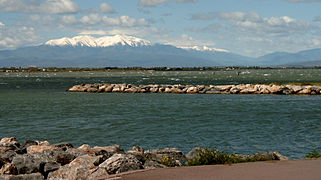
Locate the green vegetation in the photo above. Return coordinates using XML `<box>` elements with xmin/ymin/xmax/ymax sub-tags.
<box><xmin>186</xmin><ymin>148</ymin><xmax>276</xmax><ymax>166</ymax></box>
<box><xmin>306</xmin><ymin>149</ymin><xmax>321</xmax><ymax>158</ymax></box>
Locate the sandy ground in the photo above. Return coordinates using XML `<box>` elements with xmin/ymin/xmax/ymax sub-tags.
<box><xmin>95</xmin><ymin>158</ymin><xmax>321</xmax><ymax>180</ymax></box>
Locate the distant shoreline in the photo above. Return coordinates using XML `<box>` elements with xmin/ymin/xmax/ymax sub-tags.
<box><xmin>1</xmin><ymin>66</ymin><xmax>321</xmax><ymax>73</ymax></box>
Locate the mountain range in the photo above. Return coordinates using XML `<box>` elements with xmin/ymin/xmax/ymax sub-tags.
<box><xmin>0</xmin><ymin>35</ymin><xmax>320</xmax><ymax>67</ymax></box>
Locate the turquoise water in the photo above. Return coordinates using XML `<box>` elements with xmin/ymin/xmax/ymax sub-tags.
<box><xmin>1</xmin><ymin>70</ymin><xmax>321</xmax><ymax>158</ymax></box>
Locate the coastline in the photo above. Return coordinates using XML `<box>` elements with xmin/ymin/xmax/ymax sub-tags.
<box><xmin>68</xmin><ymin>83</ymin><xmax>321</xmax><ymax>95</ymax></box>
<box><xmin>0</xmin><ymin>137</ymin><xmax>292</xmax><ymax>180</ymax></box>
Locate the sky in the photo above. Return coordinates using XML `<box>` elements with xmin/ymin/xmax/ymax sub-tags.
<box><xmin>0</xmin><ymin>0</ymin><xmax>321</xmax><ymax>57</ymax></box>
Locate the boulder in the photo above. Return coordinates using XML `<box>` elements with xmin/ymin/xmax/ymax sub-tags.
<box><xmin>124</xmin><ymin>88</ymin><xmax>138</xmax><ymax>93</ymax></box>
<box><xmin>0</xmin><ymin>147</ymin><xmax>16</xmax><ymax>163</ymax></box>
<box><xmin>51</xmin><ymin>142</ymin><xmax>73</xmax><ymax>151</ymax></box>
<box><xmin>215</xmin><ymin>85</ymin><xmax>232</xmax><ymax>91</ymax></box>
<box><xmin>0</xmin><ymin>137</ymin><xmax>20</xmax><ymax>148</ymax></box>
<box><xmin>99</xmin><ymin>154</ymin><xmax>143</xmax><ymax>174</ymax></box>
<box><xmin>87</xmin><ymin>87</ymin><xmax>98</xmax><ymax>93</ymax></box>
<box><xmin>145</xmin><ymin>148</ymin><xmax>186</xmax><ymax>166</ymax></box>
<box><xmin>47</xmin><ymin>155</ymin><xmax>103</xmax><ymax>180</ymax></box>
<box><xmin>11</xmin><ymin>152</ymin><xmax>62</xmax><ymax>177</ymax></box>
<box><xmin>267</xmin><ymin>85</ymin><xmax>282</xmax><ymax>94</ymax></box>
<box><xmin>186</xmin><ymin>147</ymin><xmax>202</xmax><ymax>160</ymax></box>
<box><xmin>0</xmin><ymin>173</ymin><xmax>44</xmax><ymax>180</ymax></box>
<box><xmin>171</xmin><ymin>88</ymin><xmax>184</xmax><ymax>94</ymax></box>
<box><xmin>287</xmin><ymin>85</ymin><xmax>302</xmax><ymax>93</ymax></box>
<box><xmin>16</xmin><ymin>140</ymin><xmax>39</xmax><ymax>154</ymax></box>
<box><xmin>229</xmin><ymin>86</ymin><xmax>240</xmax><ymax>94</ymax></box>
<box><xmin>27</xmin><ymin>145</ymin><xmax>54</xmax><ymax>154</ymax></box>
<box><xmin>68</xmin><ymin>85</ymin><xmax>87</xmax><ymax>92</ymax></box>
<box><xmin>143</xmin><ymin>160</ymin><xmax>167</xmax><ymax>169</ymax></box>
<box><xmin>273</xmin><ymin>152</ymin><xmax>289</xmax><ymax>161</ymax></box>
<box><xmin>186</xmin><ymin>87</ymin><xmax>198</xmax><ymax>94</ymax></box>
<box><xmin>11</xmin><ymin>154</ymin><xmax>41</xmax><ymax>174</ymax></box>
<box><xmin>298</xmin><ymin>87</ymin><xmax>312</xmax><ymax>95</ymax></box>
<box><xmin>104</xmin><ymin>85</ymin><xmax>114</xmax><ymax>92</ymax></box>
<box><xmin>0</xmin><ymin>163</ymin><xmax>18</xmax><ymax>175</ymax></box>
<box><xmin>91</xmin><ymin>145</ymin><xmax>125</xmax><ymax>155</ymax></box>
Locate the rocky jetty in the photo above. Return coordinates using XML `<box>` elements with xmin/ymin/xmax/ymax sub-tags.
<box><xmin>0</xmin><ymin>137</ymin><xmax>289</xmax><ymax>180</ymax></box>
<box><xmin>68</xmin><ymin>83</ymin><xmax>321</xmax><ymax>95</ymax></box>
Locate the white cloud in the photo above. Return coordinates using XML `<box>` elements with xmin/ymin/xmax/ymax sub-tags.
<box><xmin>100</xmin><ymin>2</ymin><xmax>115</xmax><ymax>13</ymax></box>
<box><xmin>61</xmin><ymin>15</ymin><xmax>78</xmax><ymax>24</ymax></box>
<box><xmin>0</xmin><ymin>25</ymin><xmax>40</xmax><ymax>49</ymax></box>
<box><xmin>77</xmin><ymin>14</ymin><xmax>149</xmax><ymax>27</ymax></box>
<box><xmin>212</xmin><ymin>11</ymin><xmax>311</xmax><ymax>37</ymax></box>
<box><xmin>0</xmin><ymin>21</ymin><xmax>4</xmax><ymax>27</ymax></box>
<box><xmin>139</xmin><ymin>0</ymin><xmax>196</xmax><ymax>7</ymax></box>
<box><xmin>79</xmin><ymin>30</ymin><xmax>108</xmax><ymax>36</ymax></box>
<box><xmin>0</xmin><ymin>0</ymin><xmax>79</xmax><ymax>14</ymax></box>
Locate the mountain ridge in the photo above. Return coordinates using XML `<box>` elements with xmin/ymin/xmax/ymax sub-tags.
<box><xmin>0</xmin><ymin>35</ymin><xmax>320</xmax><ymax>67</ymax></box>
<box><xmin>45</xmin><ymin>35</ymin><xmax>152</xmax><ymax>47</ymax></box>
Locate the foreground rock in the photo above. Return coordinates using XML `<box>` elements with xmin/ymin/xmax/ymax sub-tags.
<box><xmin>68</xmin><ymin>83</ymin><xmax>321</xmax><ymax>95</ymax></box>
<box><xmin>0</xmin><ymin>137</ymin><xmax>290</xmax><ymax>180</ymax></box>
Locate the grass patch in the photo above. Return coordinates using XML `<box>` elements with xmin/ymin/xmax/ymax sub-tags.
<box><xmin>186</xmin><ymin>148</ymin><xmax>276</xmax><ymax>166</ymax></box>
<box><xmin>306</xmin><ymin>149</ymin><xmax>321</xmax><ymax>158</ymax></box>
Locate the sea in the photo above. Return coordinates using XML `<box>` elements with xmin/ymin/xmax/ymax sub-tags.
<box><xmin>0</xmin><ymin>69</ymin><xmax>321</xmax><ymax>159</ymax></box>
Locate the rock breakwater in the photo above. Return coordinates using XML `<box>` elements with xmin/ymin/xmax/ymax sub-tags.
<box><xmin>0</xmin><ymin>137</ymin><xmax>288</xmax><ymax>180</ymax></box>
<box><xmin>68</xmin><ymin>83</ymin><xmax>321</xmax><ymax>95</ymax></box>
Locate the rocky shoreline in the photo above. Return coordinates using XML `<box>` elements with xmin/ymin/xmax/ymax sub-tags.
<box><xmin>68</xmin><ymin>83</ymin><xmax>321</xmax><ymax>95</ymax></box>
<box><xmin>0</xmin><ymin>137</ymin><xmax>290</xmax><ymax>180</ymax></box>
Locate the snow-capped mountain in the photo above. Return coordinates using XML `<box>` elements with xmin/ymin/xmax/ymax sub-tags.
<box><xmin>180</xmin><ymin>45</ymin><xmax>229</xmax><ymax>53</ymax></box>
<box><xmin>45</xmin><ymin>35</ymin><xmax>152</xmax><ymax>47</ymax></box>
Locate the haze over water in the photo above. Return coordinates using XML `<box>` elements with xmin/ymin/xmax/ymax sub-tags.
<box><xmin>1</xmin><ymin>69</ymin><xmax>321</xmax><ymax>159</ymax></box>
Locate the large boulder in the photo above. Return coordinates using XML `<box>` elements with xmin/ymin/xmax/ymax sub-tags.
<box><xmin>0</xmin><ymin>163</ymin><xmax>18</xmax><ymax>175</ymax></box>
<box><xmin>99</xmin><ymin>154</ymin><xmax>143</xmax><ymax>174</ymax></box>
<box><xmin>145</xmin><ymin>148</ymin><xmax>186</xmax><ymax>167</ymax></box>
<box><xmin>0</xmin><ymin>173</ymin><xmax>44</xmax><ymax>180</ymax></box>
<box><xmin>27</xmin><ymin>146</ymin><xmax>55</xmax><ymax>154</ymax></box>
<box><xmin>68</xmin><ymin>85</ymin><xmax>87</xmax><ymax>92</ymax></box>
<box><xmin>0</xmin><ymin>138</ymin><xmax>20</xmax><ymax>147</ymax></box>
<box><xmin>11</xmin><ymin>153</ymin><xmax>60</xmax><ymax>177</ymax></box>
<box><xmin>11</xmin><ymin>154</ymin><xmax>42</xmax><ymax>174</ymax></box>
<box><xmin>47</xmin><ymin>155</ymin><xmax>105</xmax><ymax>180</ymax></box>
<box><xmin>0</xmin><ymin>147</ymin><xmax>16</xmax><ymax>164</ymax></box>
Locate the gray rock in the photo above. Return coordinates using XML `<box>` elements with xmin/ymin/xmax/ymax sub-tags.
<box><xmin>16</xmin><ymin>140</ymin><xmax>38</xmax><ymax>154</ymax></box>
<box><xmin>145</xmin><ymin>148</ymin><xmax>186</xmax><ymax>166</ymax></box>
<box><xmin>11</xmin><ymin>154</ymin><xmax>40</xmax><ymax>174</ymax></box>
<box><xmin>0</xmin><ymin>147</ymin><xmax>16</xmax><ymax>164</ymax></box>
<box><xmin>186</xmin><ymin>147</ymin><xmax>202</xmax><ymax>160</ymax></box>
<box><xmin>42</xmin><ymin>162</ymin><xmax>60</xmax><ymax>178</ymax></box>
<box><xmin>99</xmin><ymin>153</ymin><xmax>143</xmax><ymax>174</ymax></box>
<box><xmin>143</xmin><ymin>160</ymin><xmax>166</xmax><ymax>169</ymax></box>
<box><xmin>11</xmin><ymin>153</ymin><xmax>61</xmax><ymax>177</ymax></box>
<box><xmin>47</xmin><ymin>155</ymin><xmax>102</xmax><ymax>180</ymax></box>
<box><xmin>51</xmin><ymin>142</ymin><xmax>73</xmax><ymax>151</ymax></box>
<box><xmin>0</xmin><ymin>163</ymin><xmax>18</xmax><ymax>175</ymax></box>
<box><xmin>0</xmin><ymin>173</ymin><xmax>44</xmax><ymax>180</ymax></box>
<box><xmin>273</xmin><ymin>152</ymin><xmax>289</xmax><ymax>161</ymax></box>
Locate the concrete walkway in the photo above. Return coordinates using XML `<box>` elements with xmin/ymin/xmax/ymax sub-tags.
<box><xmin>96</xmin><ymin>159</ymin><xmax>321</xmax><ymax>180</ymax></box>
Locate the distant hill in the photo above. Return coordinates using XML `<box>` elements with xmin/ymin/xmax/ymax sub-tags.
<box><xmin>280</xmin><ymin>60</ymin><xmax>321</xmax><ymax>67</ymax></box>
<box><xmin>0</xmin><ymin>35</ymin><xmax>320</xmax><ymax>67</ymax></box>
<box><xmin>256</xmin><ymin>48</ymin><xmax>321</xmax><ymax>66</ymax></box>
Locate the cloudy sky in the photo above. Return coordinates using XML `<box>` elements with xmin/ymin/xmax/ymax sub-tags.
<box><xmin>0</xmin><ymin>0</ymin><xmax>321</xmax><ymax>57</ymax></box>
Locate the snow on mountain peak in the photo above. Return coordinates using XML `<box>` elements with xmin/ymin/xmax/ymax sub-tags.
<box><xmin>180</xmin><ymin>45</ymin><xmax>229</xmax><ymax>53</ymax></box>
<box><xmin>45</xmin><ymin>35</ymin><xmax>152</xmax><ymax>47</ymax></box>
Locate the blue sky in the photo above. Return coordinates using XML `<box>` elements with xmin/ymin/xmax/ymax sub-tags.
<box><xmin>0</xmin><ymin>0</ymin><xmax>321</xmax><ymax>57</ymax></box>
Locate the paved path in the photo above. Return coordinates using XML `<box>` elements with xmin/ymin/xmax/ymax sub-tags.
<box><xmin>96</xmin><ymin>159</ymin><xmax>321</xmax><ymax>180</ymax></box>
